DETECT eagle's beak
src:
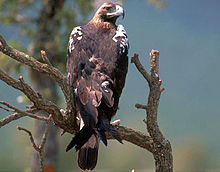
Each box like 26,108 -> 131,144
107,5 -> 125,19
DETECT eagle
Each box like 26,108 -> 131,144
66,2 -> 129,170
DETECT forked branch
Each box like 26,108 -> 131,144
131,50 -> 173,172
16,114 -> 52,172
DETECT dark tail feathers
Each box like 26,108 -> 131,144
78,134 -> 99,171
66,116 -> 122,171
66,126 -> 94,152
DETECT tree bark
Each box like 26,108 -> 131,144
132,51 -> 173,171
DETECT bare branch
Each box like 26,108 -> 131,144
17,126 -> 39,151
0,101 -> 50,121
40,50 -> 52,66
132,49 -> 173,171
39,114 -> 52,149
107,125 -> 154,152
0,34 -> 6,46
146,50 -> 164,142
135,103 -> 148,110
17,126 -> 44,171
16,115 -> 52,172
0,109 -> 38,128
0,34 -> 72,108
131,53 -> 151,85
0,69 -> 40,105
0,34 -> 77,132
0,68 -> 70,133
0,105 -> 14,113
150,50 -> 160,76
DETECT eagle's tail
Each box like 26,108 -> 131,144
78,134 -> 99,171
66,126 -> 94,152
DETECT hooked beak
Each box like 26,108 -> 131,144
107,5 -> 125,19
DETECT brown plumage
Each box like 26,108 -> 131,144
66,2 -> 129,170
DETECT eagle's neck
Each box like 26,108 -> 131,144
88,15 -> 116,30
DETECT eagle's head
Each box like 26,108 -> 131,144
91,2 -> 124,25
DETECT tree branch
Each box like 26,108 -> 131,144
0,101 -> 50,121
135,103 -> 148,110
132,50 -> 173,171
131,53 -> 151,85
0,110 -> 37,128
0,69 -> 41,106
0,34 -> 77,132
113,125 -> 154,151
0,66 -> 74,133
16,114 -> 52,172
0,34 -> 73,111
40,50 -> 52,66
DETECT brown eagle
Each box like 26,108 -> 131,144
66,2 -> 129,170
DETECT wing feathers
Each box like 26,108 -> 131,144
78,77 -> 90,105
77,74 -> 114,108
101,87 -> 114,107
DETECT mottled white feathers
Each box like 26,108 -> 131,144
112,24 -> 129,53
69,26 -> 83,53
69,25 -> 128,54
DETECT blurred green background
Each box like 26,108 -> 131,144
0,0 -> 220,171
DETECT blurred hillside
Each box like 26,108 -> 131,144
1,0 -> 220,171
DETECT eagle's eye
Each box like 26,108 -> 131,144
103,6 -> 111,10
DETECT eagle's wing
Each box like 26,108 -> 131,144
67,25 -> 114,127
66,24 -> 128,144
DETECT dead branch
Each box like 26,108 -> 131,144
40,50 -> 52,66
0,109 -> 37,128
0,67 -> 73,133
108,125 -> 154,151
16,114 -> 52,172
0,101 -> 50,122
0,34 -> 73,111
131,51 -> 173,171
135,103 -> 148,110
131,53 -> 151,84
